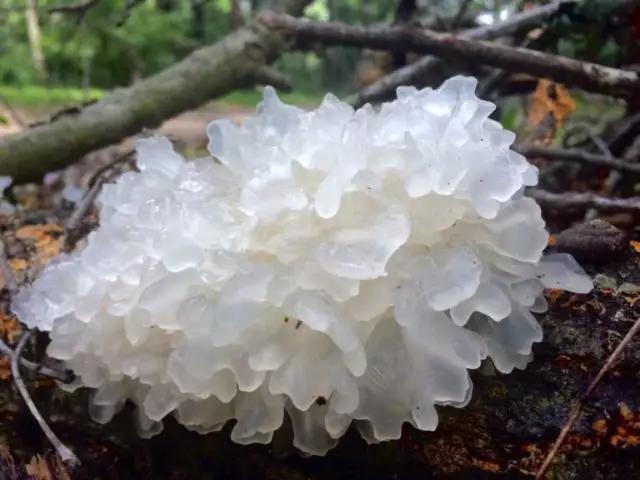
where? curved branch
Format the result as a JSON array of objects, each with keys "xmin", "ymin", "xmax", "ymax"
[
  {"xmin": 515, "ymin": 145, "xmax": 640, "ymax": 175},
  {"xmin": 259, "ymin": 11, "xmax": 640, "ymax": 100},
  {"xmin": 528, "ymin": 189, "xmax": 640, "ymax": 214}
]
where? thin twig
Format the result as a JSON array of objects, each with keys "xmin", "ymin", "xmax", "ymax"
[
  {"xmin": 528, "ymin": 189, "xmax": 640, "ymax": 214},
  {"xmin": 606, "ymin": 112, "xmax": 640, "ymax": 158},
  {"xmin": 47, "ymin": 0, "xmax": 102, "ymax": 14},
  {"xmin": 513, "ymin": 145, "xmax": 640, "ymax": 175},
  {"xmin": 535, "ymin": 316, "xmax": 640, "ymax": 479},
  {"xmin": 562, "ymin": 123, "xmax": 610, "ymax": 155},
  {"xmin": 10, "ymin": 331, "xmax": 80, "ymax": 468},
  {"xmin": 450, "ymin": 0, "xmax": 473, "ymax": 31},
  {"xmin": 478, "ymin": 27, "xmax": 553, "ymax": 100},
  {"xmin": 63, "ymin": 177, "xmax": 104, "ymax": 253},
  {"xmin": 63, "ymin": 149, "xmax": 136, "ymax": 252},
  {"xmin": 0, "ymin": 337, "xmax": 72, "ymax": 382},
  {"xmin": 564, "ymin": 124, "xmax": 621, "ymax": 221},
  {"xmin": 0, "ymin": 239, "xmax": 18, "ymax": 296},
  {"xmin": 87, "ymin": 149, "xmax": 134, "ymax": 189}
]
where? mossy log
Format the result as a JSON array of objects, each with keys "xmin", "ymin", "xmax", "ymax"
[{"xmin": 0, "ymin": 219, "xmax": 639, "ymax": 479}]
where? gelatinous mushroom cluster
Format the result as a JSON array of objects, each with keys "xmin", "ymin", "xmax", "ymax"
[{"xmin": 12, "ymin": 76, "xmax": 593, "ymax": 455}]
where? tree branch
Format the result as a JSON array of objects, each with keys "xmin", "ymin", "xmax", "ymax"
[
  {"xmin": 343, "ymin": 0, "xmax": 573, "ymax": 107},
  {"xmin": 10, "ymin": 331, "xmax": 79, "ymax": 468},
  {"xmin": 259, "ymin": 11, "xmax": 640, "ymax": 101},
  {"xmin": 514, "ymin": 145, "xmax": 640, "ymax": 175},
  {"xmin": 47, "ymin": 0, "xmax": 102, "ymax": 15},
  {"xmin": 0, "ymin": 22, "xmax": 289, "ymax": 184},
  {"xmin": 528, "ymin": 189, "xmax": 640, "ymax": 214}
]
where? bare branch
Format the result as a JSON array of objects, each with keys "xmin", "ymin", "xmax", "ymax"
[
  {"xmin": 0, "ymin": 22, "xmax": 290, "ymax": 184},
  {"xmin": 606, "ymin": 112, "xmax": 640, "ymax": 157},
  {"xmin": 536, "ymin": 315, "xmax": 640, "ymax": 479},
  {"xmin": 0, "ymin": 335, "xmax": 73, "ymax": 382},
  {"xmin": 528, "ymin": 189, "xmax": 640, "ymax": 214},
  {"xmin": 63, "ymin": 178, "xmax": 104, "ymax": 253},
  {"xmin": 450, "ymin": 0, "xmax": 474, "ymax": 31},
  {"xmin": 259, "ymin": 12, "xmax": 640, "ymax": 100},
  {"xmin": 343, "ymin": 0, "xmax": 571, "ymax": 107},
  {"xmin": 0, "ymin": 239, "xmax": 19, "ymax": 296},
  {"xmin": 47, "ymin": 0, "xmax": 102, "ymax": 15},
  {"xmin": 86, "ymin": 149, "xmax": 135, "ymax": 190},
  {"xmin": 10, "ymin": 331, "xmax": 79, "ymax": 468},
  {"xmin": 514, "ymin": 145, "xmax": 640, "ymax": 175}
]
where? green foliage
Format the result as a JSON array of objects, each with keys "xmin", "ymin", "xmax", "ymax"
[
  {"xmin": 219, "ymin": 88, "xmax": 322, "ymax": 108},
  {"xmin": 0, "ymin": 85, "xmax": 105, "ymax": 107},
  {"xmin": 3, "ymin": 0, "xmax": 630, "ymax": 113},
  {"xmin": 548, "ymin": 0, "xmax": 623, "ymax": 65},
  {"xmin": 1, "ymin": 0, "xmax": 229, "ymax": 88},
  {"xmin": 2, "ymin": 0, "xmax": 388, "ymax": 100},
  {"xmin": 0, "ymin": 84, "xmax": 322, "ymax": 109}
]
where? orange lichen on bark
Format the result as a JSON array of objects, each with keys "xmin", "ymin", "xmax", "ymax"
[
  {"xmin": 631, "ymin": 241, "xmax": 640, "ymax": 253},
  {"xmin": 472, "ymin": 458, "xmax": 501, "ymax": 473}
]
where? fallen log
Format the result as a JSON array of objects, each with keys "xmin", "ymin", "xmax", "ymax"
[{"xmin": 0, "ymin": 217, "xmax": 639, "ymax": 479}]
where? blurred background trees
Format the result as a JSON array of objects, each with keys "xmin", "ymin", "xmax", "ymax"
[{"xmin": 0, "ymin": 0, "xmax": 634, "ymax": 104}]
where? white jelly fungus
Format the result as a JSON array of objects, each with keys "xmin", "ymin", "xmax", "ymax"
[{"xmin": 12, "ymin": 76, "xmax": 593, "ymax": 455}]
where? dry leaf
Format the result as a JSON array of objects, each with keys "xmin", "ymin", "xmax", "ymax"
[
  {"xmin": 25, "ymin": 455, "xmax": 53, "ymax": 480},
  {"xmin": 528, "ymin": 79, "xmax": 576, "ymax": 146}
]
